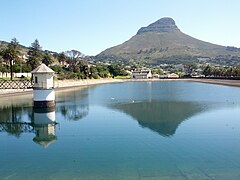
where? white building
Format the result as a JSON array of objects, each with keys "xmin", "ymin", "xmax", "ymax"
[
  {"xmin": 31, "ymin": 63, "xmax": 55, "ymax": 108},
  {"xmin": 131, "ymin": 70, "xmax": 152, "ymax": 79},
  {"xmin": 33, "ymin": 108, "xmax": 57, "ymax": 148}
]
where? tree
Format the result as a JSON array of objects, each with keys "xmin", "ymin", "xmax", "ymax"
[
  {"xmin": 108, "ymin": 64, "xmax": 127, "ymax": 77},
  {"xmin": 234, "ymin": 66, "xmax": 240, "ymax": 77},
  {"xmin": 65, "ymin": 50, "xmax": 84, "ymax": 65},
  {"xmin": 0, "ymin": 56, "xmax": 4, "ymax": 73},
  {"xmin": 1, "ymin": 38, "xmax": 21, "ymax": 80},
  {"xmin": 152, "ymin": 68, "xmax": 164, "ymax": 75},
  {"xmin": 50, "ymin": 65, "xmax": 63, "ymax": 74},
  {"xmin": 97, "ymin": 65, "xmax": 110, "ymax": 78},
  {"xmin": 89, "ymin": 66, "xmax": 99, "ymax": 79},
  {"xmin": 57, "ymin": 52, "xmax": 68, "ymax": 65},
  {"xmin": 224, "ymin": 67, "xmax": 233, "ymax": 77},
  {"xmin": 64, "ymin": 50, "xmax": 85, "ymax": 72},
  {"xmin": 42, "ymin": 52, "xmax": 55, "ymax": 66},
  {"xmin": 0, "ymin": 64, "xmax": 10, "ymax": 75},
  {"xmin": 27, "ymin": 39, "xmax": 42, "ymax": 70},
  {"xmin": 185, "ymin": 63, "xmax": 197, "ymax": 75},
  {"xmin": 79, "ymin": 61, "xmax": 90, "ymax": 78},
  {"xmin": 202, "ymin": 65, "xmax": 212, "ymax": 77},
  {"xmin": 212, "ymin": 68, "xmax": 221, "ymax": 77}
]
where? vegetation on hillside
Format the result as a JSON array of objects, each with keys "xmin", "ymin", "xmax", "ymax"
[
  {"xmin": 0, "ymin": 38, "xmax": 129, "ymax": 80},
  {"xmin": 97, "ymin": 18, "xmax": 240, "ymax": 66},
  {"xmin": 1, "ymin": 35, "xmax": 240, "ymax": 81}
]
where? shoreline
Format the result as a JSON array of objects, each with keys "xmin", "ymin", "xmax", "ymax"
[
  {"xmin": 186, "ymin": 78, "xmax": 240, "ymax": 87},
  {"xmin": 0, "ymin": 79, "xmax": 125, "ymax": 97},
  {"xmin": 0, "ymin": 78, "xmax": 240, "ymax": 98}
]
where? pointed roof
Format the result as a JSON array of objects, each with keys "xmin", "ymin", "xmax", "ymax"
[
  {"xmin": 31, "ymin": 63, "xmax": 54, "ymax": 74},
  {"xmin": 33, "ymin": 135, "xmax": 57, "ymax": 148}
]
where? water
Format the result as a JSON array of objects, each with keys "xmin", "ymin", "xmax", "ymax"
[{"xmin": 1, "ymin": 81, "xmax": 240, "ymax": 179}]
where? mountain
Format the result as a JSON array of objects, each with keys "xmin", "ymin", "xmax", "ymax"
[{"xmin": 97, "ymin": 17, "xmax": 240, "ymax": 64}]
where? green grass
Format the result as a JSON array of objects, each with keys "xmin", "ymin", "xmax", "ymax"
[
  {"xmin": 114, "ymin": 75, "xmax": 131, "ymax": 79},
  {"xmin": 0, "ymin": 77, "xmax": 31, "ymax": 81}
]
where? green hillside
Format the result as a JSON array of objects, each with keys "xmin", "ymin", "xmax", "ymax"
[
  {"xmin": 0, "ymin": 40, "xmax": 8, "ymax": 50},
  {"xmin": 0, "ymin": 40, "xmax": 29, "ymax": 54},
  {"xmin": 97, "ymin": 17, "xmax": 240, "ymax": 64}
]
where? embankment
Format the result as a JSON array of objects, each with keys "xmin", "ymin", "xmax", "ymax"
[{"xmin": 1, "ymin": 78, "xmax": 240, "ymax": 97}]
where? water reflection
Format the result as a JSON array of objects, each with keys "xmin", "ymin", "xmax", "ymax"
[
  {"xmin": 56, "ymin": 87, "xmax": 89, "ymax": 121},
  {"xmin": 32, "ymin": 108, "xmax": 57, "ymax": 148},
  {"xmin": 0, "ymin": 105, "xmax": 58, "ymax": 148},
  {"xmin": 0, "ymin": 104, "xmax": 33, "ymax": 137},
  {"xmin": 0, "ymin": 88, "xmax": 90, "ymax": 147},
  {"xmin": 112, "ymin": 101, "xmax": 205, "ymax": 137},
  {"xmin": 58, "ymin": 104, "xmax": 89, "ymax": 121},
  {"xmin": 1, "ymin": 82, "xmax": 240, "ymax": 179}
]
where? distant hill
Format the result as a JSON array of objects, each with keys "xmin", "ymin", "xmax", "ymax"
[
  {"xmin": 0, "ymin": 40, "xmax": 29, "ymax": 54},
  {"xmin": 0, "ymin": 40, "xmax": 57, "ymax": 57},
  {"xmin": 0, "ymin": 40, "xmax": 9, "ymax": 50},
  {"xmin": 96, "ymin": 17, "xmax": 240, "ymax": 65}
]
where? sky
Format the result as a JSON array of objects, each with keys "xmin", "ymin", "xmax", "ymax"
[{"xmin": 1, "ymin": 0, "xmax": 240, "ymax": 56}]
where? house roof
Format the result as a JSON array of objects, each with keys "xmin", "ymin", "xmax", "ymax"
[
  {"xmin": 132, "ymin": 70, "xmax": 151, "ymax": 74},
  {"xmin": 31, "ymin": 63, "xmax": 55, "ymax": 74}
]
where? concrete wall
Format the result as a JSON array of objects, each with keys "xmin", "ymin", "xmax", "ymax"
[{"xmin": 0, "ymin": 72, "xmax": 32, "ymax": 78}]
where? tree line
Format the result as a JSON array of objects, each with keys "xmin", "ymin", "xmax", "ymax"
[
  {"xmin": 203, "ymin": 65, "xmax": 240, "ymax": 78},
  {"xmin": 0, "ymin": 38, "xmax": 128, "ymax": 80}
]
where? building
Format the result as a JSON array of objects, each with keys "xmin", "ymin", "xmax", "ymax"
[
  {"xmin": 167, "ymin": 73, "xmax": 179, "ymax": 79},
  {"xmin": 159, "ymin": 74, "xmax": 168, "ymax": 79},
  {"xmin": 131, "ymin": 70, "xmax": 152, "ymax": 79},
  {"xmin": 32, "ymin": 108, "xmax": 57, "ymax": 148},
  {"xmin": 31, "ymin": 63, "xmax": 55, "ymax": 108}
]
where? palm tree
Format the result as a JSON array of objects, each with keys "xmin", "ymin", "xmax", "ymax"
[{"xmin": 1, "ymin": 38, "xmax": 21, "ymax": 80}]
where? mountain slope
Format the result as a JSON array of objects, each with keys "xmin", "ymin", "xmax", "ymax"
[
  {"xmin": 0, "ymin": 40, "xmax": 29, "ymax": 54},
  {"xmin": 97, "ymin": 17, "xmax": 240, "ymax": 64},
  {"xmin": 0, "ymin": 40, "xmax": 8, "ymax": 50}
]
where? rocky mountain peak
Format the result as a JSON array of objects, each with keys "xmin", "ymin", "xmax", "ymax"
[{"xmin": 137, "ymin": 17, "xmax": 180, "ymax": 35}]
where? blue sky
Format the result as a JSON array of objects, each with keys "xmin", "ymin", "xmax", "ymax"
[{"xmin": 1, "ymin": 0, "xmax": 240, "ymax": 55}]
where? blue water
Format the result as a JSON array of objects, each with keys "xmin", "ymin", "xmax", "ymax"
[{"xmin": 1, "ymin": 81, "xmax": 240, "ymax": 179}]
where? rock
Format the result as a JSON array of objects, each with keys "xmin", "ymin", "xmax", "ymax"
[{"xmin": 137, "ymin": 17, "xmax": 180, "ymax": 35}]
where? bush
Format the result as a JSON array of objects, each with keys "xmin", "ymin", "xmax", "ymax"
[
  {"xmin": 69, "ymin": 73, "xmax": 78, "ymax": 79},
  {"xmin": 99, "ymin": 71, "xmax": 110, "ymax": 78},
  {"xmin": 0, "ymin": 64, "xmax": 10, "ymax": 73},
  {"xmin": 12, "ymin": 64, "xmax": 21, "ymax": 73},
  {"xmin": 54, "ymin": 72, "xmax": 66, "ymax": 80},
  {"xmin": 50, "ymin": 65, "xmax": 63, "ymax": 74},
  {"xmin": 77, "ymin": 72, "xmax": 86, "ymax": 79},
  {"xmin": 21, "ymin": 64, "xmax": 31, "ymax": 72},
  {"xmin": 92, "ymin": 73, "xmax": 100, "ymax": 79}
]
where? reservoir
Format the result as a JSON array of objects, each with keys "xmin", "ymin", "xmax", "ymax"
[{"xmin": 1, "ymin": 81, "xmax": 240, "ymax": 179}]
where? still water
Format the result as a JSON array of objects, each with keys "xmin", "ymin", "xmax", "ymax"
[{"xmin": 1, "ymin": 81, "xmax": 240, "ymax": 179}]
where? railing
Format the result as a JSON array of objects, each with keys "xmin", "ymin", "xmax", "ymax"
[
  {"xmin": 0, "ymin": 121, "xmax": 58, "ymax": 133},
  {"xmin": 0, "ymin": 80, "xmax": 33, "ymax": 89},
  {"xmin": 0, "ymin": 122, "xmax": 34, "ymax": 133}
]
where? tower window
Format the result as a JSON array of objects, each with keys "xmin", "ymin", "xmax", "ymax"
[{"xmin": 35, "ymin": 76, "xmax": 38, "ymax": 83}]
